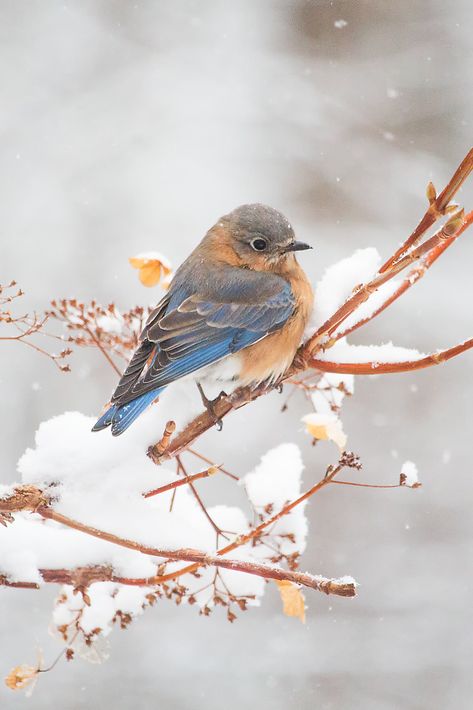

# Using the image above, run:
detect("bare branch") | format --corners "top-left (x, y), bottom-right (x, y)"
top-left (303, 208), bottom-right (467, 355)
top-left (143, 464), bottom-right (219, 499)
top-left (0, 483), bottom-right (356, 597)
top-left (379, 147), bottom-right (473, 272)
top-left (310, 338), bottom-right (473, 375)
top-left (339, 210), bottom-right (473, 339)
top-left (154, 453), bottom-right (361, 586)
top-left (0, 564), bottom-right (355, 598)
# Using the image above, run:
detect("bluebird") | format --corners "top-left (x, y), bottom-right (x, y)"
top-left (93, 204), bottom-right (313, 435)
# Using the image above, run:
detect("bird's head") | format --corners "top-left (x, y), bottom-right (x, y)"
top-left (212, 203), bottom-right (312, 271)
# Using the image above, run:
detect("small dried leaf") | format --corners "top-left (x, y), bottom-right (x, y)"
top-left (275, 580), bottom-right (306, 623)
top-left (129, 253), bottom-right (173, 288)
top-left (302, 413), bottom-right (347, 451)
top-left (5, 665), bottom-right (38, 695)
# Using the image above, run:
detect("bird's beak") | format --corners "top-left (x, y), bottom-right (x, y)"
top-left (285, 241), bottom-right (313, 253)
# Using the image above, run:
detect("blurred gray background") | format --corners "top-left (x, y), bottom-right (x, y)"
top-left (1, 1), bottom-right (472, 708)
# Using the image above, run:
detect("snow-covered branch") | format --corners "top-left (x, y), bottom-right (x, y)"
top-left (0, 451), bottom-right (359, 597)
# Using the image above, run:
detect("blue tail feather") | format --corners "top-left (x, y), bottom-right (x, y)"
top-left (92, 387), bottom-right (164, 436)
top-left (92, 404), bottom-right (118, 432)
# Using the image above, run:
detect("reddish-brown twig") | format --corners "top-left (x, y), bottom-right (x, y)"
top-left (143, 465), bottom-right (219, 499)
top-left (379, 147), bottom-right (473, 273)
top-left (175, 456), bottom-right (230, 540)
top-left (338, 210), bottom-right (473, 339)
top-left (155, 452), bottom-right (360, 585)
top-left (0, 455), bottom-right (358, 597)
top-left (29, 507), bottom-right (353, 596)
top-left (83, 325), bottom-right (122, 376)
top-left (0, 563), bottom-right (355, 597)
top-left (310, 338), bottom-right (473, 375)
top-left (186, 448), bottom-right (239, 481)
top-left (304, 208), bottom-right (466, 353)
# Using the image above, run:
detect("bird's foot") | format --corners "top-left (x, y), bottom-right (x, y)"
top-left (196, 383), bottom-right (225, 431)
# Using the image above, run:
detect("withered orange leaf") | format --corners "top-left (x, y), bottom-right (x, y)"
top-left (4, 664), bottom-right (38, 694)
top-left (129, 252), bottom-right (173, 288)
top-left (275, 580), bottom-right (306, 623)
top-left (302, 412), bottom-right (347, 451)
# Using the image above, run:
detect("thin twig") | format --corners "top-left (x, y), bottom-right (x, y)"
top-left (304, 208), bottom-right (466, 353)
top-left (176, 456), bottom-right (230, 540)
top-left (310, 338), bottom-right (473, 375)
top-left (143, 465), bottom-right (218, 499)
top-left (0, 498), bottom-right (353, 596)
top-left (154, 453), bottom-right (360, 585)
top-left (0, 457), bottom-right (358, 597)
top-left (338, 210), bottom-right (473, 339)
top-left (379, 147), bottom-right (473, 272)
top-left (0, 563), bottom-right (355, 597)
top-left (83, 325), bottom-right (122, 376)
top-left (186, 448), bottom-right (239, 481)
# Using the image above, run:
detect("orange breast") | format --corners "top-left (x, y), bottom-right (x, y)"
top-left (239, 259), bottom-right (314, 385)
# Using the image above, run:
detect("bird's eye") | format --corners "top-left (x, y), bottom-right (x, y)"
top-left (250, 237), bottom-right (268, 252)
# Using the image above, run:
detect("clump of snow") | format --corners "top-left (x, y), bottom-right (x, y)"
top-left (400, 461), bottom-right (420, 488)
top-left (242, 443), bottom-right (308, 555)
top-left (336, 280), bottom-right (401, 334)
top-left (16, 409), bottom-right (231, 555)
top-left (334, 19), bottom-right (348, 29)
top-left (307, 248), bottom-right (382, 334)
top-left (1, 413), bottom-right (309, 643)
top-left (316, 339), bottom-right (425, 365)
top-left (243, 443), bottom-right (303, 509)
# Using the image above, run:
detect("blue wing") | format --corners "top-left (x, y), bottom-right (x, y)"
top-left (93, 266), bottom-right (295, 435)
